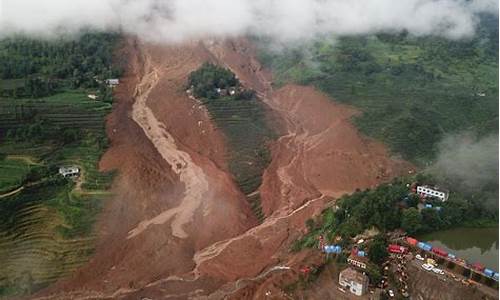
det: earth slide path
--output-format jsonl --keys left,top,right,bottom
{"left": 32, "top": 38, "right": 411, "bottom": 300}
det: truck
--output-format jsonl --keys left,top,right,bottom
{"left": 432, "top": 247, "right": 448, "bottom": 257}
{"left": 388, "top": 244, "right": 408, "bottom": 254}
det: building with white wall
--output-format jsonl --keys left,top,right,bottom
{"left": 417, "top": 185, "right": 448, "bottom": 201}
{"left": 339, "top": 267, "right": 369, "bottom": 296}
{"left": 59, "top": 166, "right": 80, "bottom": 178}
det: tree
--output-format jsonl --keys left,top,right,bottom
{"left": 421, "top": 208, "right": 444, "bottom": 232}
{"left": 406, "top": 194, "right": 420, "bottom": 208}
{"left": 366, "top": 264, "right": 382, "bottom": 285}
{"left": 401, "top": 208, "right": 422, "bottom": 234}
{"left": 368, "top": 235, "right": 388, "bottom": 265}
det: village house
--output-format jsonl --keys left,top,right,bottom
{"left": 416, "top": 185, "right": 448, "bottom": 201}
{"left": 106, "top": 79, "right": 120, "bottom": 87}
{"left": 347, "top": 254, "right": 369, "bottom": 270}
{"left": 58, "top": 166, "right": 80, "bottom": 178}
{"left": 339, "top": 267, "right": 369, "bottom": 296}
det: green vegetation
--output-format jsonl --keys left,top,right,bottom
{"left": 292, "top": 173, "right": 498, "bottom": 253}
{"left": 0, "top": 32, "right": 123, "bottom": 99}
{"left": 189, "top": 63, "right": 275, "bottom": 221}
{"left": 0, "top": 156, "right": 33, "bottom": 193}
{"left": 188, "top": 62, "right": 239, "bottom": 99}
{"left": 367, "top": 235, "right": 389, "bottom": 265}
{"left": 0, "top": 32, "right": 119, "bottom": 297}
{"left": 257, "top": 14, "right": 498, "bottom": 163}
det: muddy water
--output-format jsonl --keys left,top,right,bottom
{"left": 418, "top": 227, "right": 499, "bottom": 270}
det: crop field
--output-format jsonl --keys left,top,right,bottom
{"left": 0, "top": 90, "right": 113, "bottom": 296}
{"left": 0, "top": 91, "right": 111, "bottom": 134}
{"left": 0, "top": 157, "right": 32, "bottom": 194}
{"left": 202, "top": 96, "right": 275, "bottom": 222}
{"left": 0, "top": 180, "right": 101, "bottom": 296}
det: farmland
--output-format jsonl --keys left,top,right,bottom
{"left": 0, "top": 91, "right": 114, "bottom": 296}
{"left": 0, "top": 157, "right": 32, "bottom": 194}
{"left": 189, "top": 63, "right": 276, "bottom": 222}
{"left": 0, "top": 32, "right": 118, "bottom": 297}
{"left": 202, "top": 95, "right": 275, "bottom": 221}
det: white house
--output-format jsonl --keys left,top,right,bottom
{"left": 106, "top": 79, "right": 120, "bottom": 87}
{"left": 339, "top": 267, "right": 369, "bottom": 296}
{"left": 59, "top": 166, "right": 80, "bottom": 178}
{"left": 416, "top": 185, "right": 448, "bottom": 202}
{"left": 347, "top": 254, "right": 368, "bottom": 270}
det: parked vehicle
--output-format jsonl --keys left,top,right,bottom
{"left": 433, "top": 268, "right": 444, "bottom": 275}
{"left": 422, "top": 264, "right": 434, "bottom": 271}
{"left": 388, "top": 290, "right": 395, "bottom": 297}
{"left": 432, "top": 247, "right": 448, "bottom": 257}
{"left": 388, "top": 244, "right": 408, "bottom": 254}
{"left": 415, "top": 254, "right": 424, "bottom": 261}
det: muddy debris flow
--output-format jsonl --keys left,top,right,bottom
{"left": 32, "top": 38, "right": 412, "bottom": 300}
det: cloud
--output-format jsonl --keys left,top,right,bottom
{"left": 0, "top": 0, "right": 498, "bottom": 42}
{"left": 430, "top": 133, "right": 499, "bottom": 191}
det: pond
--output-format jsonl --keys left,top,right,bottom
{"left": 418, "top": 227, "right": 499, "bottom": 270}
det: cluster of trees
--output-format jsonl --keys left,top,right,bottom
{"left": 188, "top": 62, "right": 256, "bottom": 100}
{"left": 4, "top": 119, "right": 82, "bottom": 145}
{"left": 0, "top": 32, "right": 122, "bottom": 98}
{"left": 188, "top": 62, "right": 238, "bottom": 99}
{"left": 291, "top": 174, "right": 498, "bottom": 285}
{"left": 293, "top": 174, "right": 498, "bottom": 253}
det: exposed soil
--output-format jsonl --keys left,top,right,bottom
{"left": 31, "top": 37, "right": 413, "bottom": 299}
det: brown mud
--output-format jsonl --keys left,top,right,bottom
{"left": 31, "top": 37, "right": 413, "bottom": 300}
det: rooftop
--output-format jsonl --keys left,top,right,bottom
{"left": 340, "top": 267, "right": 369, "bottom": 284}
{"left": 348, "top": 254, "right": 370, "bottom": 264}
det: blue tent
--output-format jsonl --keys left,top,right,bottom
{"left": 324, "top": 245, "right": 342, "bottom": 254}
{"left": 484, "top": 269, "right": 494, "bottom": 277}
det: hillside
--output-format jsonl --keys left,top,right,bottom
{"left": 0, "top": 32, "right": 120, "bottom": 297}
{"left": 257, "top": 14, "right": 499, "bottom": 164}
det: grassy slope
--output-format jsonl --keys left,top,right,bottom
{"left": 0, "top": 158, "right": 32, "bottom": 193}
{"left": 257, "top": 15, "right": 498, "bottom": 164}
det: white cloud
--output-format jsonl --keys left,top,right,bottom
{"left": 0, "top": 0, "right": 497, "bottom": 41}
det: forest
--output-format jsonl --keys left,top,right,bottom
{"left": 0, "top": 32, "right": 123, "bottom": 99}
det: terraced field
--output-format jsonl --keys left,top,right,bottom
{"left": 0, "top": 90, "right": 113, "bottom": 297}
{"left": 0, "top": 91, "right": 111, "bottom": 133}
{"left": 201, "top": 95, "right": 275, "bottom": 222}
{"left": 0, "top": 182, "right": 100, "bottom": 295}
{"left": 0, "top": 157, "right": 32, "bottom": 194}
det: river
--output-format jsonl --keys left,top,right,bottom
{"left": 418, "top": 227, "right": 499, "bottom": 270}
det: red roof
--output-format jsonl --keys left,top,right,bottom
{"left": 406, "top": 237, "right": 418, "bottom": 246}
{"left": 471, "top": 262, "right": 485, "bottom": 271}
{"left": 388, "top": 244, "right": 407, "bottom": 253}
{"left": 432, "top": 247, "right": 448, "bottom": 257}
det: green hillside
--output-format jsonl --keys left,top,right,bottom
{"left": 0, "top": 32, "right": 119, "bottom": 297}
{"left": 257, "top": 14, "right": 498, "bottom": 164}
